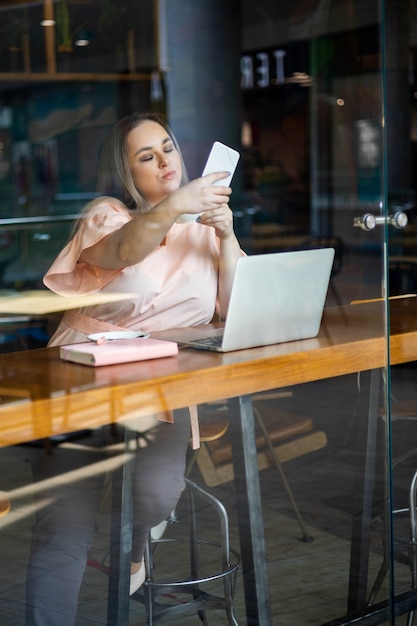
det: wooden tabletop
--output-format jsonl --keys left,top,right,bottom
{"left": 0, "top": 290, "right": 138, "bottom": 315}
{"left": 0, "top": 297, "right": 416, "bottom": 447}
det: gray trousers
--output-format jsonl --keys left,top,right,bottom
{"left": 25, "top": 409, "right": 191, "bottom": 626}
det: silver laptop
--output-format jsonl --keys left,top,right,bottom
{"left": 179, "top": 248, "right": 335, "bottom": 352}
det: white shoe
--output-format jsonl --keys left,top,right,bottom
{"left": 150, "top": 519, "right": 168, "bottom": 541}
{"left": 129, "top": 560, "right": 145, "bottom": 596}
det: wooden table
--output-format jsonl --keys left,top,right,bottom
{"left": 1, "top": 298, "right": 417, "bottom": 624}
{"left": 0, "top": 290, "right": 139, "bottom": 315}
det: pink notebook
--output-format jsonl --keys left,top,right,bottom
{"left": 60, "top": 337, "right": 178, "bottom": 366}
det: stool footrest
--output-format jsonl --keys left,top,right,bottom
{"left": 132, "top": 589, "right": 233, "bottom": 622}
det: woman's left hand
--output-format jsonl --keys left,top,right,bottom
{"left": 197, "top": 204, "right": 234, "bottom": 239}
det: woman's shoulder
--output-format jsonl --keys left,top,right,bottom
{"left": 82, "top": 195, "right": 132, "bottom": 217}
{"left": 70, "top": 196, "right": 134, "bottom": 240}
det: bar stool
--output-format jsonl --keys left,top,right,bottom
{"left": 368, "top": 467, "right": 417, "bottom": 626}
{"left": 101, "top": 417, "right": 240, "bottom": 625}
{"left": 367, "top": 398, "right": 417, "bottom": 623}
{"left": 131, "top": 477, "right": 240, "bottom": 625}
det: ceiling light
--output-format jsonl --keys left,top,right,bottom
{"left": 285, "top": 72, "right": 313, "bottom": 86}
{"left": 75, "top": 31, "right": 90, "bottom": 47}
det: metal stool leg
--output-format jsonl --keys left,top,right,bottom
{"left": 186, "top": 479, "right": 239, "bottom": 626}
{"left": 134, "top": 477, "right": 240, "bottom": 625}
{"left": 407, "top": 471, "right": 417, "bottom": 626}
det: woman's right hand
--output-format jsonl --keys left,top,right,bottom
{"left": 168, "top": 172, "right": 232, "bottom": 219}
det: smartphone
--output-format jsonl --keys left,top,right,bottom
{"left": 201, "top": 141, "right": 240, "bottom": 186}
{"left": 177, "top": 141, "right": 240, "bottom": 223}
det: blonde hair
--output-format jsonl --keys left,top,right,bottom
{"left": 96, "top": 112, "right": 188, "bottom": 210}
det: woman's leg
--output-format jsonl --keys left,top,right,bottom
{"left": 25, "top": 410, "right": 191, "bottom": 622}
{"left": 130, "top": 408, "right": 191, "bottom": 563}
{"left": 25, "top": 446, "right": 105, "bottom": 626}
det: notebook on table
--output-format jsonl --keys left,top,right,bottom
{"left": 60, "top": 337, "right": 178, "bottom": 366}
{"left": 178, "top": 248, "right": 335, "bottom": 353}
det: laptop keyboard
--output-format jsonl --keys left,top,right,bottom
{"left": 190, "top": 335, "right": 224, "bottom": 347}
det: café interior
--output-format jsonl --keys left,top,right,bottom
{"left": 1, "top": 0, "right": 417, "bottom": 624}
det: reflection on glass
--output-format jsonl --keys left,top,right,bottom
{"left": 25, "top": 411, "right": 191, "bottom": 623}
{"left": 0, "top": 0, "right": 416, "bottom": 624}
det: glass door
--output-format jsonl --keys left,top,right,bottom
{"left": 238, "top": 0, "right": 410, "bottom": 623}
{"left": 290, "top": 0, "right": 414, "bottom": 622}
{"left": 301, "top": 1, "right": 396, "bottom": 622}
{"left": 0, "top": 2, "right": 415, "bottom": 624}
{"left": 382, "top": 0, "right": 417, "bottom": 623}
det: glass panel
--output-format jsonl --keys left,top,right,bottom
{"left": 384, "top": 0, "right": 417, "bottom": 623}
{"left": 0, "top": 1, "right": 405, "bottom": 625}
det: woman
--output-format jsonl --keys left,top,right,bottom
{"left": 26, "top": 112, "right": 243, "bottom": 625}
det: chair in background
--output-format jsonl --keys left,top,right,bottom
{"left": 188, "top": 392, "right": 328, "bottom": 542}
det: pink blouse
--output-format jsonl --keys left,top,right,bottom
{"left": 44, "top": 197, "right": 222, "bottom": 346}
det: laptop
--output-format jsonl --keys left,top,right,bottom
{"left": 179, "top": 248, "right": 335, "bottom": 352}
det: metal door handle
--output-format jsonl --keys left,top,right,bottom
{"left": 353, "top": 212, "right": 408, "bottom": 231}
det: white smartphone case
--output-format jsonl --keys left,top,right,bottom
{"left": 177, "top": 141, "right": 240, "bottom": 223}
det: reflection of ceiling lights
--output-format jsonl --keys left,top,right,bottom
{"left": 241, "top": 120, "right": 253, "bottom": 146}
{"left": 285, "top": 72, "right": 313, "bottom": 86}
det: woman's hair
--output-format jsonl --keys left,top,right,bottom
{"left": 69, "top": 112, "right": 188, "bottom": 239}
{"left": 96, "top": 112, "right": 189, "bottom": 211}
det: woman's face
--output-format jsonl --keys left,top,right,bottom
{"left": 127, "top": 120, "right": 183, "bottom": 206}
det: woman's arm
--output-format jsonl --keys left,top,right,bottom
{"left": 197, "top": 203, "right": 243, "bottom": 317}
{"left": 217, "top": 233, "right": 243, "bottom": 317}
{"left": 80, "top": 172, "right": 232, "bottom": 270}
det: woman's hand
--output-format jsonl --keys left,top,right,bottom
{"left": 168, "top": 172, "right": 232, "bottom": 220}
{"left": 196, "top": 203, "right": 235, "bottom": 240}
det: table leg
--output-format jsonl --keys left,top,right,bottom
{"left": 107, "top": 428, "right": 135, "bottom": 625}
{"left": 228, "top": 394, "right": 273, "bottom": 626}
